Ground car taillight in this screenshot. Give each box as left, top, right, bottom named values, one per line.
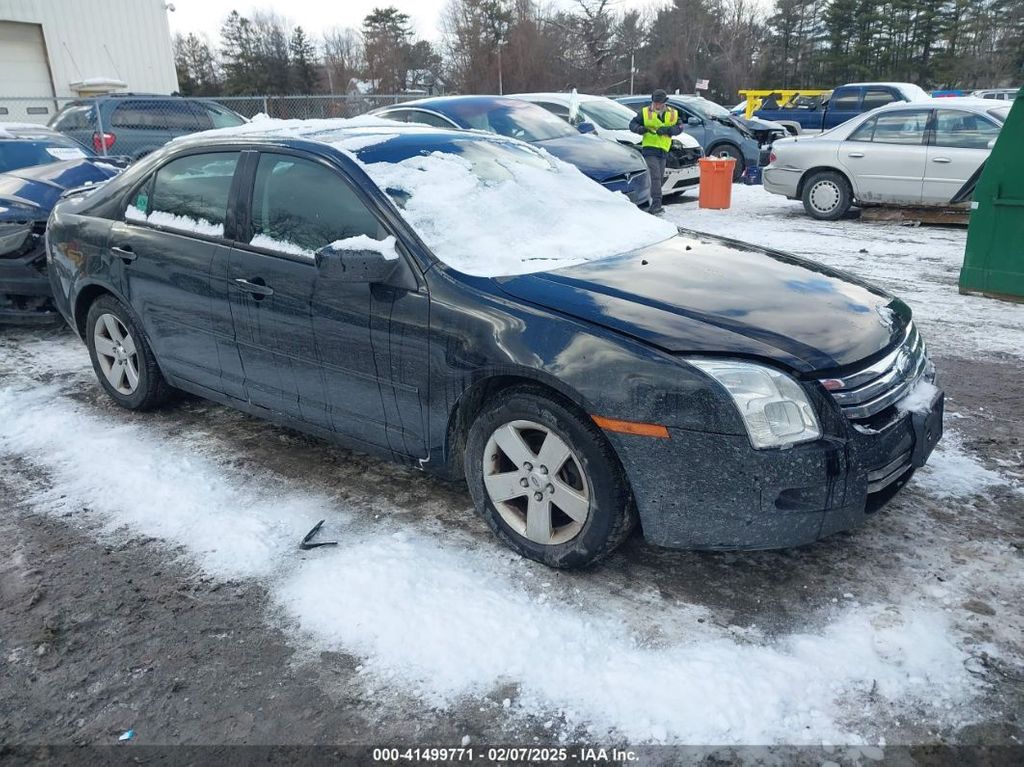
left=92, top=132, right=116, bottom=153
left=769, top=150, right=777, bottom=165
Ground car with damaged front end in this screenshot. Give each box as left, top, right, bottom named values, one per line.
left=1, top=125, right=123, bottom=323
left=45, top=118, right=943, bottom=568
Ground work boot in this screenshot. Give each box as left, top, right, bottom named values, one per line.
left=649, top=204, right=664, bottom=215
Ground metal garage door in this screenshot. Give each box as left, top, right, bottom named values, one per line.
left=0, top=21, right=55, bottom=123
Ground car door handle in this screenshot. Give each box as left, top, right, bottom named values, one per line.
left=110, top=245, right=136, bottom=262
left=234, top=277, right=274, bottom=298
left=931, top=157, right=952, bottom=164
left=847, top=152, right=865, bottom=158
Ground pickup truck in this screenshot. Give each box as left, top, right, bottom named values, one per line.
left=750, top=82, right=930, bottom=134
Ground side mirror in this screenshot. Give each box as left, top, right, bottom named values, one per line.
left=577, top=121, right=596, bottom=134
left=687, top=115, right=703, bottom=126
left=315, top=243, right=399, bottom=283
left=987, top=138, right=997, bottom=150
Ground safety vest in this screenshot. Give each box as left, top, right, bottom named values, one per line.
left=641, top=106, right=679, bottom=152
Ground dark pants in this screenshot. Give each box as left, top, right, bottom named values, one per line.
left=643, top=149, right=667, bottom=209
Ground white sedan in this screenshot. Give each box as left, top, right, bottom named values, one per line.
left=763, top=98, right=1010, bottom=220
left=513, top=92, right=705, bottom=196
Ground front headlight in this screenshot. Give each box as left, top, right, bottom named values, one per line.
left=687, top=359, right=821, bottom=449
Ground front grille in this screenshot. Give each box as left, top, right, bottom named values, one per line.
left=820, top=322, right=932, bottom=420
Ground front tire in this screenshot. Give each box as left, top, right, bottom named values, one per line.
left=85, top=295, right=171, bottom=410
left=465, top=386, right=637, bottom=568
left=801, top=170, right=853, bottom=220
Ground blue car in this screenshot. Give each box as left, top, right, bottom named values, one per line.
left=371, top=96, right=652, bottom=207
left=618, top=95, right=761, bottom=180
left=1, top=124, right=122, bottom=323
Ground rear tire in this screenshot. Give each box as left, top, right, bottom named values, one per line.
left=801, top=170, right=853, bottom=220
left=465, top=386, right=637, bottom=569
left=85, top=295, right=171, bottom=410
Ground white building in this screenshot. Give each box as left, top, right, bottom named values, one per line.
left=0, top=0, right=178, bottom=122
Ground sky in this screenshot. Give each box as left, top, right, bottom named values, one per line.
left=166, top=0, right=667, bottom=43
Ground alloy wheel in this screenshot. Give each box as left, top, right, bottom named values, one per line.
left=93, top=313, right=140, bottom=395
left=482, top=419, right=591, bottom=545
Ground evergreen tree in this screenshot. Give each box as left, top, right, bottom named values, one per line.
left=289, top=26, right=318, bottom=93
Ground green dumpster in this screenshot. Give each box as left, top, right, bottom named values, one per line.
left=959, top=87, right=1024, bottom=302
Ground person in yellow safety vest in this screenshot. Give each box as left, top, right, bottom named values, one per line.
left=628, top=89, right=684, bottom=215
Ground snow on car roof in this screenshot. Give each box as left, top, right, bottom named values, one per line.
left=177, top=116, right=678, bottom=278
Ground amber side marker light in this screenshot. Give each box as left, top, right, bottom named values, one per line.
left=591, top=415, right=671, bottom=439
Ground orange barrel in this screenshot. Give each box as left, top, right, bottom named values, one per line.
left=698, top=157, right=736, bottom=209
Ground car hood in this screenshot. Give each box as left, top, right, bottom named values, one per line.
left=604, top=128, right=702, bottom=151
left=494, top=231, right=905, bottom=373
left=0, top=159, right=118, bottom=221
left=533, top=134, right=646, bottom=180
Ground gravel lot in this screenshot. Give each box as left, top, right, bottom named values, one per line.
left=1, top=186, right=1022, bottom=752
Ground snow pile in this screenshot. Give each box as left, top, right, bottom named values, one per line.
left=0, top=379, right=984, bottom=745
left=329, top=233, right=399, bottom=260
left=0, top=385, right=332, bottom=579
left=126, top=204, right=223, bottom=238
left=278, top=535, right=976, bottom=743
left=897, top=379, right=939, bottom=414
left=250, top=233, right=310, bottom=257
left=915, top=428, right=1021, bottom=500
left=359, top=150, right=676, bottom=276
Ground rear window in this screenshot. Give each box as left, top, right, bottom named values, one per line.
left=111, top=101, right=203, bottom=131
left=128, top=152, right=239, bottom=237
left=51, top=103, right=95, bottom=131
left=0, top=139, right=89, bottom=173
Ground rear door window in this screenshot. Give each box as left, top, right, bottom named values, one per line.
left=862, top=89, right=897, bottom=110
left=128, top=152, right=240, bottom=237
left=863, top=110, right=930, bottom=144
left=111, top=101, right=203, bottom=131
left=248, top=153, right=385, bottom=257
left=934, top=109, right=1001, bottom=149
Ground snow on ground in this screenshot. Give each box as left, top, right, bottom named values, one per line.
left=664, top=186, right=1024, bottom=360
left=2, top=333, right=1020, bottom=745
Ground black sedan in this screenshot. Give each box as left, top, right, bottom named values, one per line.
left=46, top=121, right=944, bottom=568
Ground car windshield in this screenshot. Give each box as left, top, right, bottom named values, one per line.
left=579, top=99, right=635, bottom=130
left=0, top=136, right=91, bottom=173
left=444, top=100, right=577, bottom=142
left=681, top=97, right=732, bottom=118
left=348, top=135, right=676, bottom=276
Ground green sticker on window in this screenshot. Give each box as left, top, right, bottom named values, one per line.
left=134, top=192, right=148, bottom=212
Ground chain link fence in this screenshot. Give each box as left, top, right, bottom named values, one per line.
left=1, top=94, right=425, bottom=160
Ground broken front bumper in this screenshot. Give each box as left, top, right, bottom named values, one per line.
left=1, top=221, right=58, bottom=324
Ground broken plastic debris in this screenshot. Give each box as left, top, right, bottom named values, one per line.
left=299, top=519, right=338, bottom=550
left=118, top=730, right=134, bottom=742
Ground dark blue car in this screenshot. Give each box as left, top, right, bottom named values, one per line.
left=46, top=121, right=943, bottom=567
left=371, top=96, right=652, bottom=207
left=1, top=124, right=122, bottom=323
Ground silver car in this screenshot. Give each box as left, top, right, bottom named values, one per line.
left=763, top=98, right=1010, bottom=220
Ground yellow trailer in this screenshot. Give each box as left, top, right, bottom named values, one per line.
left=737, top=89, right=830, bottom=119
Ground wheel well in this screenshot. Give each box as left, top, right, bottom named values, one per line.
left=707, top=141, right=739, bottom=157
left=443, top=374, right=588, bottom=478
left=797, top=166, right=853, bottom=199
left=73, top=285, right=116, bottom=336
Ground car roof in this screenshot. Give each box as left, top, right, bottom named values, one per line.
left=872, top=97, right=1003, bottom=112
left=167, top=117, right=519, bottom=162
left=513, top=92, right=615, bottom=104
left=0, top=123, right=65, bottom=139
left=382, top=95, right=530, bottom=111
